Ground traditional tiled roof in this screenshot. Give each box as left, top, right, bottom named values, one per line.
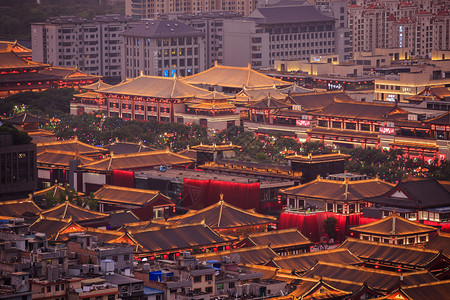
left=0, top=41, right=32, bottom=57
left=29, top=216, right=85, bottom=241
left=39, top=67, right=100, bottom=81
left=37, top=138, right=108, bottom=156
left=309, top=101, right=409, bottom=121
left=350, top=214, right=438, bottom=236
left=246, top=95, right=291, bottom=109
left=192, top=90, right=233, bottom=100
left=93, top=185, right=172, bottom=207
left=80, top=80, right=112, bottom=91
left=98, top=75, right=212, bottom=99
left=366, top=179, right=450, bottom=209
left=0, top=198, right=41, bottom=217
left=118, top=223, right=236, bottom=255
left=196, top=245, right=278, bottom=265
left=181, top=63, right=291, bottom=89
left=243, top=228, right=311, bottom=249
left=2, top=112, right=49, bottom=125
left=382, top=280, right=450, bottom=300
left=340, top=238, right=445, bottom=269
left=33, top=184, right=84, bottom=197
left=424, top=231, right=450, bottom=256
left=268, top=249, right=362, bottom=273
left=424, top=111, right=450, bottom=125
left=80, top=149, right=194, bottom=171
left=37, top=150, right=94, bottom=167
left=167, top=200, right=277, bottom=229
left=103, top=139, right=154, bottom=154
left=188, top=101, right=236, bottom=110
left=287, top=91, right=353, bottom=112
left=190, top=143, right=239, bottom=152
left=40, top=201, right=109, bottom=223
left=285, top=153, right=350, bottom=164
left=276, top=278, right=355, bottom=300
left=280, top=176, right=394, bottom=201
left=121, top=20, right=203, bottom=38
left=107, top=210, right=141, bottom=229
left=73, top=91, right=105, bottom=100
left=118, top=220, right=170, bottom=233
left=248, top=5, right=334, bottom=24
left=236, top=86, right=287, bottom=103
left=301, top=262, right=437, bottom=292
left=0, top=51, right=48, bottom=70
left=84, top=227, right=123, bottom=244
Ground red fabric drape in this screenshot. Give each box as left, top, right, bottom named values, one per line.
left=183, top=178, right=260, bottom=210
left=112, top=170, right=134, bottom=187
left=424, top=221, right=450, bottom=233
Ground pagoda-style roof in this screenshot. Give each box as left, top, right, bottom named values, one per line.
left=37, top=150, right=95, bottom=167
left=424, top=231, right=450, bottom=256
left=287, top=91, right=354, bottom=112
left=0, top=50, right=48, bottom=70
left=0, top=41, right=32, bottom=58
left=236, top=86, right=287, bottom=103
left=115, top=222, right=236, bottom=256
left=93, top=185, right=173, bottom=207
left=181, top=63, right=292, bottom=89
left=279, top=278, right=362, bottom=300
left=2, top=113, right=49, bottom=125
left=280, top=176, right=394, bottom=201
left=80, top=149, right=194, bottom=171
left=424, top=111, right=450, bottom=125
left=98, top=75, right=212, bottom=99
left=285, top=152, right=350, bottom=164
left=33, top=184, right=84, bottom=197
left=39, top=67, right=100, bottom=81
left=40, top=201, right=109, bottom=223
left=308, top=100, right=409, bottom=121
left=301, top=262, right=437, bottom=293
left=29, top=216, right=85, bottom=241
left=246, top=95, right=292, bottom=110
left=80, top=80, right=112, bottom=91
left=190, top=142, right=239, bottom=152
left=267, top=249, right=362, bottom=273
left=341, top=238, right=449, bottom=270
left=118, top=220, right=170, bottom=233
left=242, top=228, right=311, bottom=249
left=103, top=139, right=154, bottom=155
left=351, top=214, right=438, bottom=236
left=0, top=198, right=41, bottom=217
left=196, top=246, right=278, bottom=265
left=37, top=138, right=109, bottom=156
left=167, top=200, right=277, bottom=229
left=366, top=179, right=450, bottom=209
left=419, top=85, right=450, bottom=100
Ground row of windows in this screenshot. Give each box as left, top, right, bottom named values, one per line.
left=317, top=120, right=380, bottom=132
left=45, top=283, right=65, bottom=293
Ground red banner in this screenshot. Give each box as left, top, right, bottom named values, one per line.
left=183, top=178, right=260, bottom=211
left=112, top=170, right=134, bottom=188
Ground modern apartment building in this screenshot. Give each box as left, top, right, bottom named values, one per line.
left=31, top=15, right=141, bottom=83
left=174, top=11, right=243, bottom=69
left=120, top=19, right=205, bottom=78
left=125, top=0, right=258, bottom=19
left=223, top=4, right=336, bottom=68
left=348, top=0, right=450, bottom=58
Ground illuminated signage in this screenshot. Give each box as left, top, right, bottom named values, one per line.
left=379, top=127, right=395, bottom=134
left=296, top=120, right=311, bottom=127
left=386, top=94, right=396, bottom=102
left=328, top=82, right=342, bottom=91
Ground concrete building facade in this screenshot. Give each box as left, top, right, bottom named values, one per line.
left=120, top=20, right=205, bottom=78
left=31, top=15, right=141, bottom=83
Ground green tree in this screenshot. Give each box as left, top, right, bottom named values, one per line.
left=322, top=216, right=338, bottom=239
left=0, top=124, right=32, bottom=144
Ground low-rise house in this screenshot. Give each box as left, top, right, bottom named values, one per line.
left=68, top=278, right=119, bottom=300
left=104, top=274, right=144, bottom=300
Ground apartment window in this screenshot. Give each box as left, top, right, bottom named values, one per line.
left=205, top=287, right=213, bottom=293
left=55, top=285, right=60, bottom=292
left=205, top=274, right=213, bottom=281
left=194, top=276, right=202, bottom=283
left=47, top=286, right=51, bottom=293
